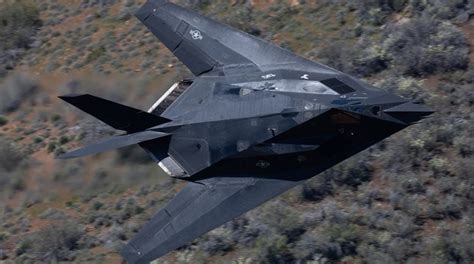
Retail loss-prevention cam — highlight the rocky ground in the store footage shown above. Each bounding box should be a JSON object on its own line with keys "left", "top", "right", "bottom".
{"left": 0, "top": 0, "right": 473, "bottom": 263}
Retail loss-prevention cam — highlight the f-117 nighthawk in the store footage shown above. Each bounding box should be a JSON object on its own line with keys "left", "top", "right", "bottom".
{"left": 58, "top": 1, "right": 433, "bottom": 263}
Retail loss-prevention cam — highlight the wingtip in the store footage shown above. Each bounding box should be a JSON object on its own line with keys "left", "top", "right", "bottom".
{"left": 135, "top": 0, "right": 170, "bottom": 21}
{"left": 58, "top": 94, "right": 89, "bottom": 101}
{"left": 120, "top": 244, "right": 143, "bottom": 264}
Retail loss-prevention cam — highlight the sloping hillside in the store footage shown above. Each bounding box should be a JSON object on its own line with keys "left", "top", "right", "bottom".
{"left": 0, "top": 0, "right": 473, "bottom": 263}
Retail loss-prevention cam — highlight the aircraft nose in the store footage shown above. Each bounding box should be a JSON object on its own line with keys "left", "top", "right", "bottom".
{"left": 384, "top": 101, "right": 434, "bottom": 124}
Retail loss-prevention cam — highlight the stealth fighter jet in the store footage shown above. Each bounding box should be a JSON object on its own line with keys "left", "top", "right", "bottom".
{"left": 58, "top": 1, "right": 433, "bottom": 263}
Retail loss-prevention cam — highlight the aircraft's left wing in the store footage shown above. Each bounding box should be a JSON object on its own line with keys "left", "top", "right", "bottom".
{"left": 121, "top": 176, "right": 301, "bottom": 264}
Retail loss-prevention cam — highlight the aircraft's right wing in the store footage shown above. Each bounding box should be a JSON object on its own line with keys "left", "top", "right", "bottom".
{"left": 121, "top": 175, "right": 302, "bottom": 264}
{"left": 135, "top": 0, "right": 338, "bottom": 75}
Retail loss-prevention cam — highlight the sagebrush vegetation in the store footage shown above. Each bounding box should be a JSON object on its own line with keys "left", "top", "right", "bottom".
{"left": 0, "top": 0, "right": 473, "bottom": 263}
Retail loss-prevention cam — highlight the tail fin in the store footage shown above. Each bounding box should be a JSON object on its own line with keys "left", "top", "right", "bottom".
{"left": 58, "top": 131, "right": 170, "bottom": 159}
{"left": 59, "top": 94, "right": 171, "bottom": 133}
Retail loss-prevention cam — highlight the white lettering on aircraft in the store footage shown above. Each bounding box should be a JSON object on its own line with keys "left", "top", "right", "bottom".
{"left": 261, "top": 73, "right": 276, "bottom": 79}
{"left": 301, "top": 74, "right": 309, "bottom": 80}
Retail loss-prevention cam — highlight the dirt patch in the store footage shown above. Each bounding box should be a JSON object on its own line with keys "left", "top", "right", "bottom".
{"left": 461, "top": 21, "right": 474, "bottom": 62}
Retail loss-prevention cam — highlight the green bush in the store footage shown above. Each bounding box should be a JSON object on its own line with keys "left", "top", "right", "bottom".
{"left": 253, "top": 233, "right": 293, "bottom": 263}
{"left": 25, "top": 221, "right": 85, "bottom": 262}
{"left": 59, "top": 136, "right": 70, "bottom": 145}
{"left": 51, "top": 114, "right": 61, "bottom": 122}
{"left": 85, "top": 46, "right": 106, "bottom": 64}
{"left": 0, "top": 137, "right": 23, "bottom": 171}
{"left": 47, "top": 141, "right": 57, "bottom": 153}
{"left": 0, "top": 74, "right": 39, "bottom": 113}
{"left": 325, "top": 224, "right": 359, "bottom": 244}
{"left": 325, "top": 154, "right": 374, "bottom": 188}
{"left": 300, "top": 175, "right": 333, "bottom": 202}
{"left": 352, "top": 0, "right": 408, "bottom": 25}
{"left": 199, "top": 228, "right": 233, "bottom": 256}
{"left": 410, "top": 0, "right": 472, "bottom": 21}
{"left": 0, "top": 0, "right": 41, "bottom": 50}
{"left": 382, "top": 19, "right": 469, "bottom": 76}
{"left": 0, "top": 116, "right": 7, "bottom": 126}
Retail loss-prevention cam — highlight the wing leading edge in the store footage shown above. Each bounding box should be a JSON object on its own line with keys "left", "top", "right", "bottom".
{"left": 121, "top": 176, "right": 301, "bottom": 264}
